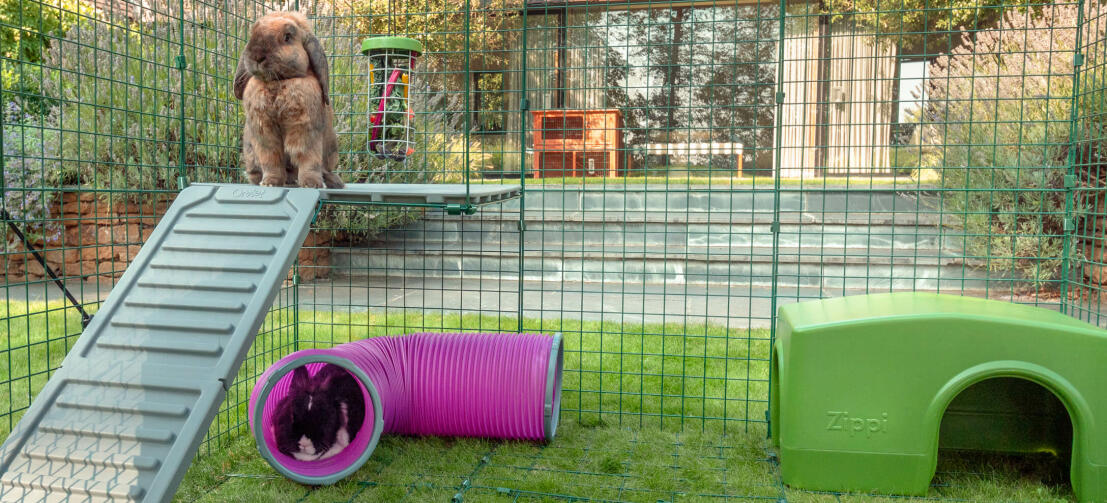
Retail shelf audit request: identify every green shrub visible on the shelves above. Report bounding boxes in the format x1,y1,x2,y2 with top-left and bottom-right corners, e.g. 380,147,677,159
890,145,922,176
43,16,237,192
913,3,1095,285
2,110,62,249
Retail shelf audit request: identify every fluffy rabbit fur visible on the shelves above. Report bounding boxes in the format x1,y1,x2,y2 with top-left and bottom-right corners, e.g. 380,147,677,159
234,11,344,189
272,364,365,461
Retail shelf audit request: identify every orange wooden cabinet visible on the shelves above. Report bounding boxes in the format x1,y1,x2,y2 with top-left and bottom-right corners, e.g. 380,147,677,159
531,109,625,178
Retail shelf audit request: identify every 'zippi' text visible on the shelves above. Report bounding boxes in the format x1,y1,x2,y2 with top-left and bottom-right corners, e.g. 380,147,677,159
825,411,889,437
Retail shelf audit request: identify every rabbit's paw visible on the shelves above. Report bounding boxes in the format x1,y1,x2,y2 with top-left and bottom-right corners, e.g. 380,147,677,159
260,175,286,187
298,172,325,188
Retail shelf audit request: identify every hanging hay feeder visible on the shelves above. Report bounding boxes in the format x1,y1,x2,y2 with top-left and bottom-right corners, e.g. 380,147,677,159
362,36,423,162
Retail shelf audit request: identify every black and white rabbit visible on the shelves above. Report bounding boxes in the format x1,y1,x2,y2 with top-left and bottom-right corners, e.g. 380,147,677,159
272,364,365,461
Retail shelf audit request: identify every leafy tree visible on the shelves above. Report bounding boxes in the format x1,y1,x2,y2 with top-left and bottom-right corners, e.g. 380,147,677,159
474,72,504,131
821,0,1050,54
338,0,521,76
0,0,96,112
615,5,778,170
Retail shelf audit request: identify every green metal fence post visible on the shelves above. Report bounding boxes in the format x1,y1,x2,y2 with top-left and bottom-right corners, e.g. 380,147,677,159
464,0,472,206
0,111,5,204
1063,0,1090,314
518,6,529,333
766,0,789,438
176,0,189,190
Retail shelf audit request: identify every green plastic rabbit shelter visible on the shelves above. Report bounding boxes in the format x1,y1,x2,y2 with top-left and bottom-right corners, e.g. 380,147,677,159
770,292,1107,502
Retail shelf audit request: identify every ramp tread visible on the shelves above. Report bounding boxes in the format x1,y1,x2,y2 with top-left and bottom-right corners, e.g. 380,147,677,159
36,421,176,444
148,261,267,273
170,226,287,237
108,318,235,334
161,243,278,255
122,299,246,313
56,397,191,418
95,337,224,356
136,279,257,293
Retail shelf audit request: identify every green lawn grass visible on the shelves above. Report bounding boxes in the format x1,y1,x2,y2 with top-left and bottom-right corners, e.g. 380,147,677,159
0,301,1077,502
1,300,89,439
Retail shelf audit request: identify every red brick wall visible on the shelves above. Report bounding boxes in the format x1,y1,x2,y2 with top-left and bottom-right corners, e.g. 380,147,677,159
4,192,333,282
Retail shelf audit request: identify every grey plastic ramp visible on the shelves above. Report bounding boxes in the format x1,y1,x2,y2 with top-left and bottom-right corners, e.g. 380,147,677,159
0,185,320,502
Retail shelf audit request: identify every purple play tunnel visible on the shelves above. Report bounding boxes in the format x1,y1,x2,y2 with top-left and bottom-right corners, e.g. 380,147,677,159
248,332,563,485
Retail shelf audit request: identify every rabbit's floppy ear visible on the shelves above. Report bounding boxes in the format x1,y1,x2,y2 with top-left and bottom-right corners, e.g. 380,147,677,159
314,364,345,390
233,52,250,100
302,32,329,106
289,365,312,392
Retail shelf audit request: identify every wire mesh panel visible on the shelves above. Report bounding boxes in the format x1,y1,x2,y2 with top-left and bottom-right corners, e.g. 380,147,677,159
0,0,302,450
513,0,780,434
1069,1,1107,326
3,0,1107,500
297,202,523,342
772,1,1083,317
0,0,189,438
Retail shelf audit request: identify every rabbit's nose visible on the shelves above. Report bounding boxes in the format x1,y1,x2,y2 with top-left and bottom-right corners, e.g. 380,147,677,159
254,53,267,63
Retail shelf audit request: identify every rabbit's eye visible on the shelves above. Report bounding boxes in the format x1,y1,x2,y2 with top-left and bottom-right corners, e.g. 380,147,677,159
284,33,292,43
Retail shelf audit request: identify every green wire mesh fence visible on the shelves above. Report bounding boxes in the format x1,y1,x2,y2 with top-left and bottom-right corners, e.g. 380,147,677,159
2,0,1107,500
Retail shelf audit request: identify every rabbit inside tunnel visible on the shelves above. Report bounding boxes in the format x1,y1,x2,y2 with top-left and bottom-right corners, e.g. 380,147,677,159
271,364,365,461
233,11,345,189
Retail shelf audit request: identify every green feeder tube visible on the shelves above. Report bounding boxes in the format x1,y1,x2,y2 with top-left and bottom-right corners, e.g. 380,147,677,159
362,36,423,162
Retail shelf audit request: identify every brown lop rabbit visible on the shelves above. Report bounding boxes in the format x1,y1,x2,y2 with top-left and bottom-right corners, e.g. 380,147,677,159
233,11,344,189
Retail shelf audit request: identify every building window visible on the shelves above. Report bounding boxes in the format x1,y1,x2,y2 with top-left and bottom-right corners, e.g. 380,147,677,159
895,59,929,143
473,71,505,133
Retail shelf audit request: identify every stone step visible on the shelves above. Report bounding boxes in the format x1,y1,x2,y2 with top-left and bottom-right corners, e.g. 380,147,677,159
375,217,952,253
496,186,942,218
474,210,943,226
337,244,967,266
332,246,992,291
